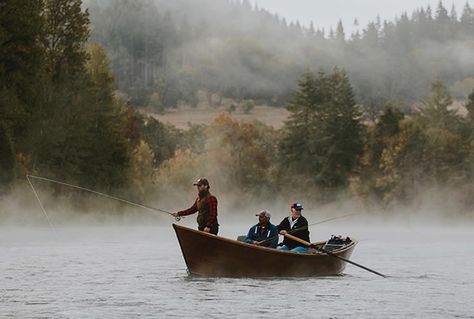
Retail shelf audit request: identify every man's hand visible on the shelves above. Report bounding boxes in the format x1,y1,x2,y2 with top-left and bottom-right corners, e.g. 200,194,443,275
280,230,287,235
203,227,210,233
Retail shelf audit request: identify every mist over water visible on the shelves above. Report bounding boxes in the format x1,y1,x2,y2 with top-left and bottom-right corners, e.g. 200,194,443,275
1,220,473,318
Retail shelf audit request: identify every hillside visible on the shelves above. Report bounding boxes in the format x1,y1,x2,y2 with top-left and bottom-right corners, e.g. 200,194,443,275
86,0,474,113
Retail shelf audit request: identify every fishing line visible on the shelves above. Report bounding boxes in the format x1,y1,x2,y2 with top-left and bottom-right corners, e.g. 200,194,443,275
26,174,182,221
26,174,56,231
307,212,362,228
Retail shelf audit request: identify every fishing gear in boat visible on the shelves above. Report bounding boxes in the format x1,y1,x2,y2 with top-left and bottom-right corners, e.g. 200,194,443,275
26,174,182,221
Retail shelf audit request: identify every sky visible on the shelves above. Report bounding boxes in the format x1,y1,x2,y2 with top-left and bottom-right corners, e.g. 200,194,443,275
252,0,472,34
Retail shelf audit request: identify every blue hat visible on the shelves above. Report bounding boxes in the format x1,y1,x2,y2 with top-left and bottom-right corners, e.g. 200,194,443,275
291,202,303,211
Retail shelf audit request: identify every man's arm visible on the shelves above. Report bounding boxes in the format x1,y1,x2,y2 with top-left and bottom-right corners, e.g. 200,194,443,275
277,218,288,233
177,200,198,217
245,226,256,243
269,225,279,248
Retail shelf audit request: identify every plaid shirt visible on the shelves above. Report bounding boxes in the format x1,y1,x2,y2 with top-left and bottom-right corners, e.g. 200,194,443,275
178,195,218,228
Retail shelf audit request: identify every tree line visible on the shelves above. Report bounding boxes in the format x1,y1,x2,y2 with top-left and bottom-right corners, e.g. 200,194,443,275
86,0,474,112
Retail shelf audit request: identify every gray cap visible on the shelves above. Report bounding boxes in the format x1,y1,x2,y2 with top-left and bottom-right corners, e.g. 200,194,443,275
256,210,271,219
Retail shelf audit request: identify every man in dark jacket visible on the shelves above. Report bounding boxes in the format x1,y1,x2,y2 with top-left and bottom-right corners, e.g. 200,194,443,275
277,202,310,252
172,178,219,235
245,210,279,248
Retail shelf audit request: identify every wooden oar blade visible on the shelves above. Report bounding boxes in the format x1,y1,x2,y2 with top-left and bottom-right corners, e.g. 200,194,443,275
283,233,386,278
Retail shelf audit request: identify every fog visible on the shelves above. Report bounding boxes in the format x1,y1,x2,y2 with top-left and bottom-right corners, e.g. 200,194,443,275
85,0,474,108
1,178,473,230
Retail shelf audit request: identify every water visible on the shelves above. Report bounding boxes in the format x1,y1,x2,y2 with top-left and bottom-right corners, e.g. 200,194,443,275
1,223,473,318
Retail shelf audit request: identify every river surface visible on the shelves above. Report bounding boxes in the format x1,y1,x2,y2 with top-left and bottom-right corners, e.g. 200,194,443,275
1,222,473,318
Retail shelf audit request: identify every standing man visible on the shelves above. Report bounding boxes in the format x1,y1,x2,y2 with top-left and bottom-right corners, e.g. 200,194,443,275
245,210,279,248
172,178,219,235
277,202,310,252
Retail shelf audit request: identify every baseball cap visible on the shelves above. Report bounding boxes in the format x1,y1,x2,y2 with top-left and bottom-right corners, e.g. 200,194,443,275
256,210,271,219
291,202,303,211
193,178,209,186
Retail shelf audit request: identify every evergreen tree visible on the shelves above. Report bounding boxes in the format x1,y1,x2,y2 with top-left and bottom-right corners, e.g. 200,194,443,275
363,22,379,47
369,105,405,165
435,1,450,23
279,72,319,176
77,44,131,189
336,20,345,43
466,89,474,177
33,0,91,180
0,0,45,153
32,0,132,190
466,88,474,123
419,79,459,130
358,105,405,202
279,70,363,192
321,68,364,187
416,80,466,183
43,0,90,80
0,121,15,188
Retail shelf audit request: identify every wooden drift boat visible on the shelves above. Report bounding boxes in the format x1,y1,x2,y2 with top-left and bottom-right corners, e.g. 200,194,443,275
173,224,357,277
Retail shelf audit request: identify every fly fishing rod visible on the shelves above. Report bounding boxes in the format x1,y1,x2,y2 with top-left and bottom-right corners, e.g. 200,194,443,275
26,174,181,221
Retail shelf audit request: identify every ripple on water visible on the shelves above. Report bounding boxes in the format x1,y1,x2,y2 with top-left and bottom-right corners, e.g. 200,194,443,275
1,226,473,318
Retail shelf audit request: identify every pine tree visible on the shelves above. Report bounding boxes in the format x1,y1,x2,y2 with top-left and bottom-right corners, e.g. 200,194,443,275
43,0,90,81
279,70,363,191
0,0,45,154
0,121,15,188
416,80,466,183
419,80,459,130
320,68,364,188
279,72,320,175
359,105,405,201
466,88,474,123
460,3,474,36
435,1,449,23
77,44,131,189
32,0,91,180
336,20,345,44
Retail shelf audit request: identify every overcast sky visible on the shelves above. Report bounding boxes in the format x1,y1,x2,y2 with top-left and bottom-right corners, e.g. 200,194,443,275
252,0,472,34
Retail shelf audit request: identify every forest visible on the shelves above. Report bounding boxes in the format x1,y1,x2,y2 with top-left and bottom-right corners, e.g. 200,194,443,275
1,0,474,219
85,0,474,110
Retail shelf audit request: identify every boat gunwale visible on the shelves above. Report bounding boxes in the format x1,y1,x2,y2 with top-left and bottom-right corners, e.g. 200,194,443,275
172,223,357,257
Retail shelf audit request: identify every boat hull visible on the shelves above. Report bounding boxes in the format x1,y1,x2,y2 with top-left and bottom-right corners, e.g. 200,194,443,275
173,224,356,277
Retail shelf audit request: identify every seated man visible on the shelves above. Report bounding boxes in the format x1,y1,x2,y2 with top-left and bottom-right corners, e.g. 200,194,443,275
277,202,310,252
245,210,279,248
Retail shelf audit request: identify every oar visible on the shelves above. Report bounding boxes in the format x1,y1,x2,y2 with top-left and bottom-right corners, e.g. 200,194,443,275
284,233,387,278
256,212,361,246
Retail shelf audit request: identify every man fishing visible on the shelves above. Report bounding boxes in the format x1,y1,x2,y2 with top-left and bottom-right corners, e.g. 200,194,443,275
172,178,219,235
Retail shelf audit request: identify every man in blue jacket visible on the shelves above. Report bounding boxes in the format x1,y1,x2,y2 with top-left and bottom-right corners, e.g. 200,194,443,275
245,210,279,248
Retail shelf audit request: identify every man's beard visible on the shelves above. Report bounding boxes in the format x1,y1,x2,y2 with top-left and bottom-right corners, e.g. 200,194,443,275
198,189,209,198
